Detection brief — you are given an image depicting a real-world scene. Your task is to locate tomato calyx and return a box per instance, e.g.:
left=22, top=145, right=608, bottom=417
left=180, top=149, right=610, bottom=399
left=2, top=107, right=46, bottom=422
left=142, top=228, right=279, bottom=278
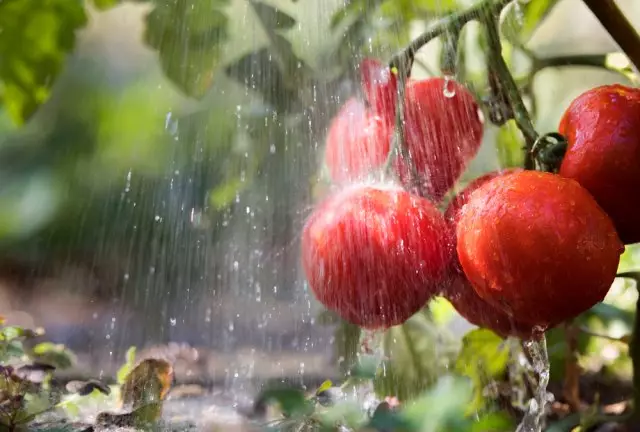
left=531, top=132, right=568, bottom=173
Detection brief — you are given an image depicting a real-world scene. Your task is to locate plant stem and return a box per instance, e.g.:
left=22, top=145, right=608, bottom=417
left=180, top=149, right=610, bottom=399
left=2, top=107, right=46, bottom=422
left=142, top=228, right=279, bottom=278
left=581, top=0, right=640, bottom=72
left=618, top=273, right=640, bottom=427
left=383, top=58, right=419, bottom=187
left=481, top=4, right=539, bottom=170
left=535, top=54, right=610, bottom=71
left=563, top=321, right=582, bottom=412
left=389, top=0, right=512, bottom=70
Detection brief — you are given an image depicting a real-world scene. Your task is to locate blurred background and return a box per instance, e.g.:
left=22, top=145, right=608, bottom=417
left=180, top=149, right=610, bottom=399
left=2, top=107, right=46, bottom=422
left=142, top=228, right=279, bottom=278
left=1, top=0, right=640, bottom=399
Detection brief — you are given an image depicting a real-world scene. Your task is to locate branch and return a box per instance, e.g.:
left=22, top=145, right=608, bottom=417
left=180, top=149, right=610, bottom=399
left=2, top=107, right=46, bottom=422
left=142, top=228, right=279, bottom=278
left=581, top=0, right=640, bottom=72
left=389, top=0, right=512, bottom=71
left=480, top=4, right=538, bottom=169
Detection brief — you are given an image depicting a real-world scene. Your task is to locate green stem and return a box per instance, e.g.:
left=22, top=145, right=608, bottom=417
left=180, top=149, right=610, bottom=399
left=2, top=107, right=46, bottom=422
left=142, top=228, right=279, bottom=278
left=388, top=0, right=511, bottom=70
left=618, top=273, right=640, bottom=425
left=383, top=58, right=419, bottom=186
left=480, top=4, right=538, bottom=170
left=581, top=0, right=640, bottom=72
left=534, top=54, right=610, bottom=71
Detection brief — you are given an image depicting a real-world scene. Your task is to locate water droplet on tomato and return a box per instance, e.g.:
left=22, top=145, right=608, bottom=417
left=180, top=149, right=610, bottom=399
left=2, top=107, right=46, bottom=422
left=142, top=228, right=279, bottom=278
left=443, top=75, right=456, bottom=98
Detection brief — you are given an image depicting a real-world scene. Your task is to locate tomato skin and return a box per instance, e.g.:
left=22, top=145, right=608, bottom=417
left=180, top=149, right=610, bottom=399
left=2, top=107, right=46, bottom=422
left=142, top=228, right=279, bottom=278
left=443, top=270, right=535, bottom=339
left=360, top=58, right=398, bottom=120
left=456, top=171, right=623, bottom=329
left=301, top=184, right=453, bottom=329
left=443, top=168, right=532, bottom=339
left=558, top=84, right=640, bottom=245
left=398, top=78, right=484, bottom=202
left=444, top=168, right=523, bottom=230
left=324, top=97, right=392, bottom=183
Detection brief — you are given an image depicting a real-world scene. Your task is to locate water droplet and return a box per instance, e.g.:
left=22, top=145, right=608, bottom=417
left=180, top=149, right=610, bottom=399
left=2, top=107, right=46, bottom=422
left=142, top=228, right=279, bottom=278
left=169, top=318, right=177, bottom=326
left=443, top=75, right=456, bottom=98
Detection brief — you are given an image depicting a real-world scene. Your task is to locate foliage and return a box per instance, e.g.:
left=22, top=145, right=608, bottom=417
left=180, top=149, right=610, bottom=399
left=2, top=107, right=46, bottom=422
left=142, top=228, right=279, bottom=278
left=1, top=0, right=640, bottom=431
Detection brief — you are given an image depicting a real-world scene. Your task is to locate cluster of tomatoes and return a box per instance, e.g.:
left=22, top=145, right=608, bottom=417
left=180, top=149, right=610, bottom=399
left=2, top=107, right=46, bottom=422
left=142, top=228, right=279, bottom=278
left=302, top=58, right=640, bottom=340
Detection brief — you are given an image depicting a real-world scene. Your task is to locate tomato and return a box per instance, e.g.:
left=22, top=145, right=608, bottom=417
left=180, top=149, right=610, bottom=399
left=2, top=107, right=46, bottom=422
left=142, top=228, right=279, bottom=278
left=443, top=168, right=532, bottom=339
left=398, top=77, right=484, bottom=202
left=301, top=184, right=453, bottom=329
left=360, top=58, right=398, bottom=120
left=558, top=84, right=640, bottom=245
left=444, top=168, right=523, bottom=229
left=443, top=270, right=535, bottom=340
left=456, top=171, right=623, bottom=329
left=324, top=97, right=392, bottom=183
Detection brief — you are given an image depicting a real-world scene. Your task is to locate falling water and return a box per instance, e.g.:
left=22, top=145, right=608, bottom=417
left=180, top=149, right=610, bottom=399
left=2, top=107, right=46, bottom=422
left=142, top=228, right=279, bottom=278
left=516, top=333, right=554, bottom=432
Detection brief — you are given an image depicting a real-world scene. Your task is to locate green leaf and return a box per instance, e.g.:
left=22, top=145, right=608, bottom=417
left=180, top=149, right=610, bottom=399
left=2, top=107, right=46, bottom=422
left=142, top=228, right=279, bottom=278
left=143, top=0, right=230, bottom=98
left=249, top=1, right=296, bottom=29
left=402, top=375, right=474, bottom=432
left=0, top=0, right=87, bottom=124
left=209, top=178, right=243, bottom=210
left=258, top=388, right=313, bottom=418
left=315, top=380, right=333, bottom=395
left=501, top=0, right=560, bottom=47
left=29, top=342, right=76, bottom=369
left=455, top=329, right=509, bottom=409
left=92, top=0, right=119, bottom=10
left=373, top=311, right=456, bottom=401
left=471, top=412, right=514, bottom=432
left=117, top=346, right=137, bottom=385
left=495, top=121, right=525, bottom=168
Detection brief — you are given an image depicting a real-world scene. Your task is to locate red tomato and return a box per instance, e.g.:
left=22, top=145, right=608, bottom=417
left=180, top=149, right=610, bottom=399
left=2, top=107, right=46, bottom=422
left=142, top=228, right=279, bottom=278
left=456, top=171, right=623, bottom=329
left=558, top=84, right=640, bottom=245
left=444, top=168, right=523, bottom=230
left=443, top=270, right=535, bottom=340
left=301, top=184, right=453, bottom=329
left=443, top=168, right=531, bottom=339
left=398, top=77, right=484, bottom=202
left=360, top=58, right=398, bottom=120
left=324, top=97, right=392, bottom=183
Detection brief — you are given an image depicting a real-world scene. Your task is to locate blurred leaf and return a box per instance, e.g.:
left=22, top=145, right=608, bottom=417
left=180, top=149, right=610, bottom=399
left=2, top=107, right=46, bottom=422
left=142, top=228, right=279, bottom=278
left=0, top=0, right=88, bottom=124
left=374, top=311, right=455, bottom=401
left=117, top=346, right=137, bottom=385
left=120, top=358, right=173, bottom=409
left=317, top=401, right=367, bottom=430
left=588, top=302, right=634, bottom=328
left=258, top=387, right=313, bottom=418
left=29, top=343, right=76, bottom=370
left=209, top=178, right=243, bottom=210
left=501, top=0, right=560, bottom=47
left=92, top=0, right=119, bottom=10
left=225, top=48, right=297, bottom=111
left=455, top=329, right=509, bottom=409
left=402, top=375, right=474, bottom=432
left=143, top=0, right=230, bottom=98
left=315, top=380, right=333, bottom=395
left=379, top=0, right=457, bottom=22
left=249, top=1, right=297, bottom=29
left=472, top=412, right=514, bottom=431
left=495, top=121, right=524, bottom=168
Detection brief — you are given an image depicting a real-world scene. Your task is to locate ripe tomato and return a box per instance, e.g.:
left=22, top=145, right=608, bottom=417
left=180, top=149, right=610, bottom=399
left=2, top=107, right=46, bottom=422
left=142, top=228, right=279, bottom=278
left=324, top=97, right=392, bottom=183
left=398, top=77, right=484, bottom=202
left=444, top=168, right=523, bottom=230
left=443, top=168, right=531, bottom=339
left=443, top=270, right=535, bottom=340
left=360, top=58, right=398, bottom=120
left=558, top=84, right=640, bottom=245
left=301, top=184, right=453, bottom=329
left=456, top=171, right=623, bottom=329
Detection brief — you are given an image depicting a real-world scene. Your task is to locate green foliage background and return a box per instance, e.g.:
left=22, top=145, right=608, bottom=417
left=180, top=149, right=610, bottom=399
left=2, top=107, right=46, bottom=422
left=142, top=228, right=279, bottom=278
left=2, top=0, right=640, bottom=427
